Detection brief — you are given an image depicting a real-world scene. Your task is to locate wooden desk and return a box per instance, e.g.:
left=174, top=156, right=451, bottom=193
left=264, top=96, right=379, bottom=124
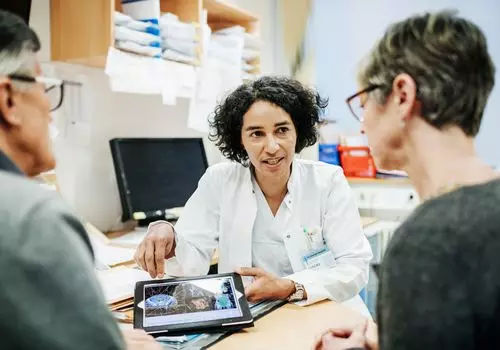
left=212, top=301, right=366, bottom=350
left=118, top=300, right=367, bottom=349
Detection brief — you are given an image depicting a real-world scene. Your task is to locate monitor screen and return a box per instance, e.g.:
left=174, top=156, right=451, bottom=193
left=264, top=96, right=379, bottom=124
left=110, top=138, right=208, bottom=222
left=1, top=0, right=31, bottom=24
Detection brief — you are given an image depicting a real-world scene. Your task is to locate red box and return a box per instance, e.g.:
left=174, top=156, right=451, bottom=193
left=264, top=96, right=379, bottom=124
left=337, top=146, right=377, bottom=178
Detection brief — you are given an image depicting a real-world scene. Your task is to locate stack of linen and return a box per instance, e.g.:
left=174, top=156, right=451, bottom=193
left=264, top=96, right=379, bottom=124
left=208, top=26, right=245, bottom=67
left=241, top=31, right=261, bottom=80
left=159, top=13, right=200, bottom=65
left=210, top=25, right=260, bottom=80
left=114, top=11, right=161, bottom=58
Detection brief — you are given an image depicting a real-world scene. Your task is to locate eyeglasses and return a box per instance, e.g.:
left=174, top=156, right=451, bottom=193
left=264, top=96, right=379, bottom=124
left=345, top=84, right=383, bottom=122
left=7, top=74, right=79, bottom=112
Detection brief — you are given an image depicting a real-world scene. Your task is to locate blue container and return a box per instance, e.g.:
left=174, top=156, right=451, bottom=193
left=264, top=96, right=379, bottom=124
left=319, top=143, right=340, bottom=166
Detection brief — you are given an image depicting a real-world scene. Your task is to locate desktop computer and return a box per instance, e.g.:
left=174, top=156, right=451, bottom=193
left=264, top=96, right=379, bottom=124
left=110, top=138, right=208, bottom=226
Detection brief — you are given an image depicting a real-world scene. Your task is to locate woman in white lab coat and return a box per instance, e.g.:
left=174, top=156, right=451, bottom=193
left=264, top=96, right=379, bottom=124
left=135, top=76, right=372, bottom=311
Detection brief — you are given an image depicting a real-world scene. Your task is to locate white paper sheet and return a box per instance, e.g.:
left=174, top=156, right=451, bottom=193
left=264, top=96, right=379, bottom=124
left=161, top=61, right=177, bottom=105
left=106, top=47, right=176, bottom=97
left=169, top=60, right=196, bottom=99
left=97, top=267, right=151, bottom=304
left=187, top=55, right=241, bottom=133
left=90, top=235, right=136, bottom=267
left=108, top=227, right=148, bottom=248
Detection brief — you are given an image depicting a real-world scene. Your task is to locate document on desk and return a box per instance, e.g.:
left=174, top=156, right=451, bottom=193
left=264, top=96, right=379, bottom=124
left=85, top=222, right=136, bottom=267
left=90, top=235, right=136, bottom=268
left=108, top=227, right=148, bottom=248
left=97, top=267, right=151, bottom=305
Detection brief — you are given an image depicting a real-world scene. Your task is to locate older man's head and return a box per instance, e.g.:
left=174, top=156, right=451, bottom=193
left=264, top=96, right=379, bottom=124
left=0, top=10, right=61, bottom=176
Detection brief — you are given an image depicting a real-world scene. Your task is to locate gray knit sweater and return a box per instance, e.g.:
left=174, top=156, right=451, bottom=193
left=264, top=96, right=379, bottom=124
left=0, top=151, right=125, bottom=350
left=377, top=177, right=500, bottom=349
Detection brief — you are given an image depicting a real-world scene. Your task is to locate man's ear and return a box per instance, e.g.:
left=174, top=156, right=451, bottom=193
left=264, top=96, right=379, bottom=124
left=0, top=79, right=20, bottom=127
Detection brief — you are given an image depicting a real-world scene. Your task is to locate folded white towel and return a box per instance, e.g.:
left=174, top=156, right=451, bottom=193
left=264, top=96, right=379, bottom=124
left=160, top=12, right=179, bottom=22
left=114, top=11, right=131, bottom=25
left=114, top=25, right=161, bottom=47
left=214, top=25, right=246, bottom=36
left=162, top=49, right=197, bottom=65
left=115, top=40, right=162, bottom=57
left=114, top=12, right=160, bottom=36
left=242, top=48, right=259, bottom=61
left=244, top=32, right=261, bottom=49
left=162, top=38, right=198, bottom=57
left=159, top=18, right=198, bottom=42
left=121, top=0, right=160, bottom=25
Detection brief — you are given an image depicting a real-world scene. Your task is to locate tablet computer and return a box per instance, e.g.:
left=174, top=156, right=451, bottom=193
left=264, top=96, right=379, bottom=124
left=133, top=273, right=254, bottom=337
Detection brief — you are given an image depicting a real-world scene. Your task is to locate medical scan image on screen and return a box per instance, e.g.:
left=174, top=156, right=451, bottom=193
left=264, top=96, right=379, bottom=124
left=143, top=277, right=242, bottom=327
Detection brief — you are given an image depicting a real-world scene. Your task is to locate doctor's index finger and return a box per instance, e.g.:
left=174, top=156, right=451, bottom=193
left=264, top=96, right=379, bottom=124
left=237, top=266, right=265, bottom=277
left=144, top=238, right=158, bottom=278
left=154, top=238, right=166, bottom=278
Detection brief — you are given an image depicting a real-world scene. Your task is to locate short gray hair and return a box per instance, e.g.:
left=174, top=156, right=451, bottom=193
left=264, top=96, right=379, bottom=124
left=358, top=10, right=495, bottom=136
left=0, top=10, right=41, bottom=81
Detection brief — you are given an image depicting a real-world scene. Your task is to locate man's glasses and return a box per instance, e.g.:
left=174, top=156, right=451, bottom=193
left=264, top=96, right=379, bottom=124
left=8, top=74, right=80, bottom=112
left=345, top=84, right=383, bottom=122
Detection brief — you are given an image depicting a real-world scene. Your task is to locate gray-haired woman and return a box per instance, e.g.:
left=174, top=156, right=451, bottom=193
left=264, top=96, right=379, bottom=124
left=315, top=10, right=500, bottom=350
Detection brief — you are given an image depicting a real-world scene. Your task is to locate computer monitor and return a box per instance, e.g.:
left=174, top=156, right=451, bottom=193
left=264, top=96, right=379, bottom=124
left=1, top=0, right=32, bottom=23
left=110, top=138, right=208, bottom=223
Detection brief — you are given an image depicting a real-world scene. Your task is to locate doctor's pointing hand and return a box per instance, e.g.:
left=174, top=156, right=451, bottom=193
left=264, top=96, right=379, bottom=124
left=135, top=76, right=372, bottom=309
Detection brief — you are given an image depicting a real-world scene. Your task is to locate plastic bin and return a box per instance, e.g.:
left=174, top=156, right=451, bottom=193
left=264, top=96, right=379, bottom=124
left=338, top=145, right=376, bottom=178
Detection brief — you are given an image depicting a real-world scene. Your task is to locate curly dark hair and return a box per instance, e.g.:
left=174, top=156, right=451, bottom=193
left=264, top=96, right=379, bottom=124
left=208, top=76, right=328, bottom=164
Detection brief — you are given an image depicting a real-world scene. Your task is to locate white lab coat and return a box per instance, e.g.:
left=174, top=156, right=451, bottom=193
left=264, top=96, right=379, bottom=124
left=170, top=159, right=373, bottom=311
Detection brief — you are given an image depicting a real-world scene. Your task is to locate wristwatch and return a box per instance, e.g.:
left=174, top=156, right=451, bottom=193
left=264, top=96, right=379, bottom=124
left=287, top=281, right=305, bottom=302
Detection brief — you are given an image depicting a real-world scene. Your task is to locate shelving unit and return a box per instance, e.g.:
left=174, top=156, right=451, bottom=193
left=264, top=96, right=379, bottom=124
left=50, top=0, right=260, bottom=72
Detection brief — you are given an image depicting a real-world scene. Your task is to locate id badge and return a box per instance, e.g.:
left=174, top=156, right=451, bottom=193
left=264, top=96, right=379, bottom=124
left=302, top=246, right=336, bottom=271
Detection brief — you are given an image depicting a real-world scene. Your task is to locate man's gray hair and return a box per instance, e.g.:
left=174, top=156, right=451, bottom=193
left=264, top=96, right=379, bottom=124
left=358, top=10, right=495, bottom=136
left=0, top=10, right=41, bottom=80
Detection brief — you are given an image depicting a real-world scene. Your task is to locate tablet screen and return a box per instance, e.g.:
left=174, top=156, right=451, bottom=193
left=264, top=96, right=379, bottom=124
left=143, top=276, right=242, bottom=327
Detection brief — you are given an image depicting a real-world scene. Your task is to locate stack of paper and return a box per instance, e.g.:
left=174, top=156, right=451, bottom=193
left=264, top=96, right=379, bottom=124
left=107, top=227, right=148, bottom=249
left=85, top=222, right=136, bottom=268
left=97, top=266, right=152, bottom=319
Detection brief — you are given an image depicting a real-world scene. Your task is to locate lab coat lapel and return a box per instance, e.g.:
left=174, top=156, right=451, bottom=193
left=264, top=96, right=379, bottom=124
left=228, top=168, right=256, bottom=270
left=283, top=161, right=308, bottom=273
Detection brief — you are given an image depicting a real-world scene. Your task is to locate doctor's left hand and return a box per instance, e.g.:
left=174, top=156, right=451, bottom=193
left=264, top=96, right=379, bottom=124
left=237, top=267, right=298, bottom=302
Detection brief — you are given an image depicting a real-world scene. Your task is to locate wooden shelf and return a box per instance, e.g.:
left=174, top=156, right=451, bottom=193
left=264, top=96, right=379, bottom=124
left=50, top=0, right=260, bottom=70
left=204, top=0, right=258, bottom=32
left=50, top=0, right=116, bottom=68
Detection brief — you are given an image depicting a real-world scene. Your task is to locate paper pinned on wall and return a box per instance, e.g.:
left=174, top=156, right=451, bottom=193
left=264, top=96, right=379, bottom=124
left=187, top=96, right=213, bottom=133
left=110, top=76, right=163, bottom=94
left=186, top=54, right=243, bottom=133
left=106, top=47, right=176, bottom=96
left=170, top=61, right=197, bottom=99
left=106, top=47, right=152, bottom=78
left=161, top=61, right=177, bottom=105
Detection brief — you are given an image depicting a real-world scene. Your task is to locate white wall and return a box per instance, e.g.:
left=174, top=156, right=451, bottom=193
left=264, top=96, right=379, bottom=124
left=312, top=0, right=500, bottom=168
left=29, top=0, right=281, bottom=232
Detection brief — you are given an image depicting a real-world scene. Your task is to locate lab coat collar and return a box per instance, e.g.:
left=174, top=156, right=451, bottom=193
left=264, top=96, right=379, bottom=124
left=283, top=160, right=299, bottom=211
left=248, top=158, right=298, bottom=211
